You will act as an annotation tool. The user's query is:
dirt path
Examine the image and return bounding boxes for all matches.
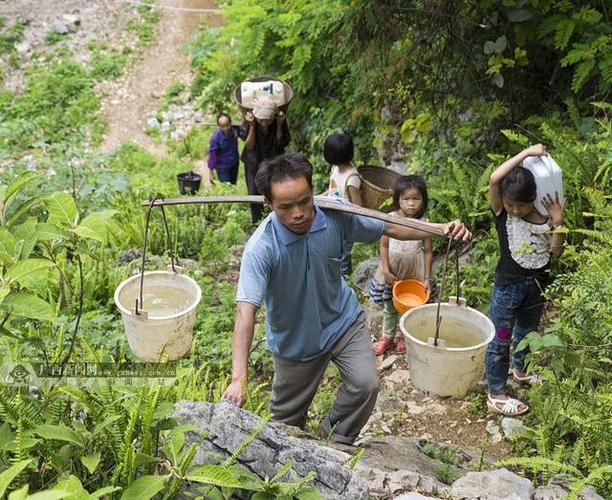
[99,0,222,155]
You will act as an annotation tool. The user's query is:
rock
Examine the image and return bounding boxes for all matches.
[405,401,426,415]
[579,485,605,500]
[117,249,142,265]
[177,258,198,269]
[450,468,534,499]
[15,42,30,55]
[355,464,441,497]
[365,301,383,339]
[395,494,439,500]
[386,469,422,493]
[534,484,570,499]
[51,22,70,35]
[376,393,405,413]
[174,401,368,499]
[146,117,160,129]
[534,474,606,500]
[385,369,411,390]
[62,14,81,28]
[501,417,525,439]
[485,420,502,443]
[353,257,378,294]
[380,354,398,371]
[330,436,448,491]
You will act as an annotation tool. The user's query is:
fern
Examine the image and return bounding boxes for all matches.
[495,456,582,478]
[568,465,612,499]
[140,386,159,460]
[572,59,596,93]
[554,18,575,50]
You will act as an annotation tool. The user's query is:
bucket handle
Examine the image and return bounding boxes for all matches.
[433,238,461,346]
[136,196,179,315]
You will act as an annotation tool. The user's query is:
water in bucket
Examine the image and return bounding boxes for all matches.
[140,285,193,318]
[406,316,484,348]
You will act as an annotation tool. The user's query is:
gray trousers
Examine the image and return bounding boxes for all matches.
[269,311,378,445]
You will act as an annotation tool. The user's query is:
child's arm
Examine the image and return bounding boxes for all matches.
[423,237,433,291]
[347,186,362,206]
[380,235,396,285]
[489,143,547,214]
[542,192,566,258]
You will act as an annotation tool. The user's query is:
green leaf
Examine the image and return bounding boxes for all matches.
[7,484,29,500]
[51,475,89,499]
[81,451,101,474]
[2,172,41,206]
[34,424,85,447]
[73,216,106,243]
[541,334,564,348]
[4,195,46,229]
[506,8,534,22]
[0,459,34,498]
[45,192,78,228]
[0,228,17,265]
[187,466,262,490]
[0,292,56,322]
[91,486,122,498]
[36,222,70,241]
[24,492,71,500]
[0,284,10,306]
[119,474,168,500]
[493,72,504,88]
[6,259,55,285]
[12,218,38,259]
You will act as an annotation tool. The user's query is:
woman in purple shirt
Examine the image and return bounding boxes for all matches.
[207,113,246,185]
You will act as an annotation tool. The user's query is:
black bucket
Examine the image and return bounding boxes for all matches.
[177,172,201,194]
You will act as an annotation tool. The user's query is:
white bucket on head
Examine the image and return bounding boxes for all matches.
[114,271,201,362]
[399,297,494,398]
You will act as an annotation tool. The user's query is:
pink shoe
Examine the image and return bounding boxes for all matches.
[394,337,406,355]
[374,337,395,356]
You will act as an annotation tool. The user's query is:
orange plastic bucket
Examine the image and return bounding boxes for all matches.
[392,279,429,314]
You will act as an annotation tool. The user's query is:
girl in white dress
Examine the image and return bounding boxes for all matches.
[369,175,432,355]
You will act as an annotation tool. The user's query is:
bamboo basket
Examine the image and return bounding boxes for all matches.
[357,166,401,211]
[234,75,293,116]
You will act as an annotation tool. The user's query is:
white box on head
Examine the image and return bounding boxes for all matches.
[240,80,285,109]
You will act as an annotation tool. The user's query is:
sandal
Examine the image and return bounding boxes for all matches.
[394,336,406,355]
[512,370,545,385]
[487,394,529,416]
[374,336,395,356]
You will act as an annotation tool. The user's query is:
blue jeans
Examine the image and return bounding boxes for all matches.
[216,163,239,184]
[485,278,546,395]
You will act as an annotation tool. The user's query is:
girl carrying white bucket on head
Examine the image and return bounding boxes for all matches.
[369,175,433,356]
[485,143,566,416]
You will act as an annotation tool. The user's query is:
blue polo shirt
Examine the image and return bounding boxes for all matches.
[236,200,386,361]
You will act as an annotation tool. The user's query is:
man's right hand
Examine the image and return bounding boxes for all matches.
[222,378,247,407]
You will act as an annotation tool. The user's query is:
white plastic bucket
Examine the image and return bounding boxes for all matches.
[114,271,201,361]
[522,154,564,217]
[399,297,494,398]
